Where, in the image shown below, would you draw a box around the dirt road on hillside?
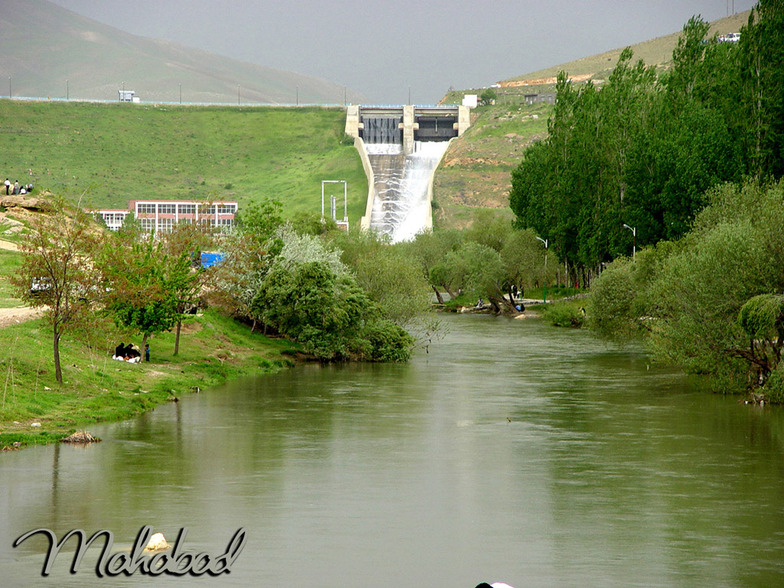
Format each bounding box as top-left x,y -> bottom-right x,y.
0,306 -> 42,328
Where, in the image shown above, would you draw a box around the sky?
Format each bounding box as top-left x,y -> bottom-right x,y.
49,0 -> 757,104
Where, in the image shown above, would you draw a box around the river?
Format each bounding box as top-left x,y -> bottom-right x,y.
1,314 -> 783,587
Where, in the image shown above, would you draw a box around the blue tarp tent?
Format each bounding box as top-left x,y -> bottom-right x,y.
200,252 -> 224,268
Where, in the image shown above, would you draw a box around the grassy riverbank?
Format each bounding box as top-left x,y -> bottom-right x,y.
0,308 -> 299,450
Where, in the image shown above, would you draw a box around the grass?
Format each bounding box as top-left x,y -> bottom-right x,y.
432,99 -> 552,229
0,249 -> 22,308
0,307 -> 300,450
0,101 -> 368,227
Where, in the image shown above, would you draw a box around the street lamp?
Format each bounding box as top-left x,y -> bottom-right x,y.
622,223 -> 636,260
536,236 -> 549,303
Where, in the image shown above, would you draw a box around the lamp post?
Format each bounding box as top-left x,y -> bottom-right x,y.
536,236 -> 548,303
623,223 -> 636,260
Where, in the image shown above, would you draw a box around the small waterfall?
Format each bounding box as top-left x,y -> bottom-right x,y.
367,141 -> 449,243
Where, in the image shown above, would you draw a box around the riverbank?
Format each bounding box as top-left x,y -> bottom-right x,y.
0,309 -> 300,450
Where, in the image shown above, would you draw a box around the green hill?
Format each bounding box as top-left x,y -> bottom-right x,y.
0,100 -> 368,225
0,0 -> 364,105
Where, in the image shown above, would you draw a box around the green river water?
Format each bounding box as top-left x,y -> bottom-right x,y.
1,313 -> 783,587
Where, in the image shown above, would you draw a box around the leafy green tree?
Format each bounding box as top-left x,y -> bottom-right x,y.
589,180 -> 784,395
160,222 -> 214,355
736,294 -> 784,385
332,230 -> 432,326
401,229 -> 463,303
740,0 -> 784,178
250,229 -> 414,361
500,228 -> 554,298
11,197 -> 100,384
234,197 -> 284,243
479,88 -> 497,105
100,236 -> 197,348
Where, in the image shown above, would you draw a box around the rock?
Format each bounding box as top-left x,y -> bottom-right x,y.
61,430 -> 100,444
31,422 -> 41,427
0,195 -> 47,211
144,533 -> 170,552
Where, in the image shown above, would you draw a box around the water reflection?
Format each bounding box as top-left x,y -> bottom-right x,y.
1,314 -> 783,587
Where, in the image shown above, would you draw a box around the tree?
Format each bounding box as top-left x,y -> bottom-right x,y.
249,233 -> 414,361
589,180 -> 784,395
11,197 -> 100,384
500,228 -> 552,297
210,197 -> 284,329
331,230 -> 432,326
160,222 -> 213,355
740,0 -> 784,178
401,229 -> 463,303
479,88 -> 497,105
736,294 -> 784,385
100,235 -> 197,349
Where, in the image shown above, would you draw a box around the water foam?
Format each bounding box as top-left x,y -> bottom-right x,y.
366,141 -> 449,243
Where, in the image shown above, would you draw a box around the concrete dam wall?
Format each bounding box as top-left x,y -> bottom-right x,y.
346,104 -> 470,242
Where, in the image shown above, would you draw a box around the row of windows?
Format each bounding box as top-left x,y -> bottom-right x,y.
101,213 -> 129,224
135,203 -> 237,216
137,218 -> 234,233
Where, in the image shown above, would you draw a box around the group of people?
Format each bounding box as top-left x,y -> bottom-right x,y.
112,342 -> 150,363
4,178 -> 33,195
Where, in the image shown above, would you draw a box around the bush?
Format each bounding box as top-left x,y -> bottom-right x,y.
543,300 -> 586,328
762,363 -> 784,404
363,320 -> 415,362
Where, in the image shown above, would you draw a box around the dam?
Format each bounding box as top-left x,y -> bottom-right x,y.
345,104 -> 470,242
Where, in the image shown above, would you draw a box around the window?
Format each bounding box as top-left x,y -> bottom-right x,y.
178,204 -> 196,215
140,218 -> 155,232
137,203 -> 156,215
158,204 -> 176,214
157,218 -> 174,232
217,204 -> 236,214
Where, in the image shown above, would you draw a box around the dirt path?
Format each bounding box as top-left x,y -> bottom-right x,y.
0,306 -> 41,328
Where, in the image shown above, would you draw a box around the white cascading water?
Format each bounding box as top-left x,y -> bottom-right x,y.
366,141 -> 449,243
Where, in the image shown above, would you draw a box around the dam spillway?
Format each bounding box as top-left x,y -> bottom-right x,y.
346,104 -> 470,242
365,141 -> 450,242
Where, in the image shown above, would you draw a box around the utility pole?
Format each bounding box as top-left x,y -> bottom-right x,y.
623,224 -> 636,260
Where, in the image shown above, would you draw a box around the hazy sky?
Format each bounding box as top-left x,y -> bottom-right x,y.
49,0 -> 756,104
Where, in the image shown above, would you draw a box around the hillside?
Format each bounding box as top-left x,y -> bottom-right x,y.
432,11 -> 751,229
0,0 -> 364,105
501,11 -> 750,88
0,100 -> 368,225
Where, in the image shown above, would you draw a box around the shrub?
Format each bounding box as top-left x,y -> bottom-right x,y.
543,300 -> 586,328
